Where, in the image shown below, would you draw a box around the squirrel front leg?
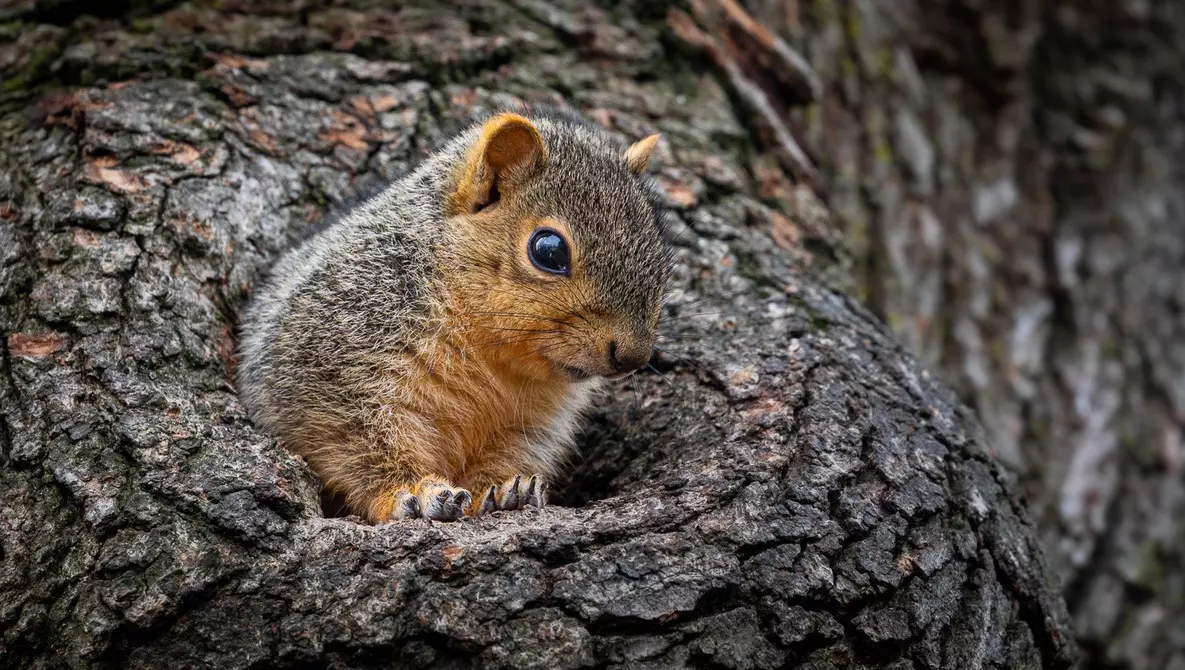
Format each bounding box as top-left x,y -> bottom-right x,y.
300,424 -> 472,523
367,475 -> 473,522
301,416 -> 550,522
370,472 -> 544,521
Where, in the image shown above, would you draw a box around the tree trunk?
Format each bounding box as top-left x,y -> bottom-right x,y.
0,1 -> 1077,668
742,1 -> 1184,668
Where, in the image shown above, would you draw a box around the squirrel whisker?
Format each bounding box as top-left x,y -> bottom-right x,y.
471,337 -> 568,352
644,363 -> 683,396
651,344 -> 710,376
466,309 -> 575,327
501,282 -> 595,326
458,263 -> 583,319
461,324 -> 567,334
661,311 -> 727,320
464,332 -> 570,352
662,288 -> 746,307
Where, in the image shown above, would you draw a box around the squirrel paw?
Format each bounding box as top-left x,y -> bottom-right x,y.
392,491 -> 421,520
420,483 -> 473,521
390,480 -> 472,521
475,474 -> 547,514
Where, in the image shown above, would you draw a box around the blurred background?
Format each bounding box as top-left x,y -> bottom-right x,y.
2,1 -> 1181,668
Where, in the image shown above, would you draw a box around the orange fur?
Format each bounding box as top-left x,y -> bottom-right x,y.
624,134 -> 660,175
447,112 -> 547,217
322,318 -> 578,523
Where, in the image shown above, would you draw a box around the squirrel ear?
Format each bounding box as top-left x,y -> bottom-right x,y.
450,113 -> 547,215
623,134 -> 660,175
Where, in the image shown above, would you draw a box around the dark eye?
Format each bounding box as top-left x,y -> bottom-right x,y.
528,228 -> 570,276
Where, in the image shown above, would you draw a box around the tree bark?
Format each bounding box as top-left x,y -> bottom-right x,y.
739,1 -> 1185,668
0,1 -> 1077,668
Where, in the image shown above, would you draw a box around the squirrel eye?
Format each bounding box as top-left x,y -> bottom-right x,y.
528,228 -> 570,276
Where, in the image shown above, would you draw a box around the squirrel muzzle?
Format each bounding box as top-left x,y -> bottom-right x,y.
607,334 -> 652,376
558,320 -> 654,381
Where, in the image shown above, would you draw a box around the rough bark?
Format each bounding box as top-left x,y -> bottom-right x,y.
738,1 -> 1185,668
0,1 -> 1076,668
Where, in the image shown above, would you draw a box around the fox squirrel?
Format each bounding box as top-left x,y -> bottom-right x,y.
237,106 -> 669,522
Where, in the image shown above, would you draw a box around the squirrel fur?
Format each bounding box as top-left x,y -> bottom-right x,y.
237,105 -> 670,522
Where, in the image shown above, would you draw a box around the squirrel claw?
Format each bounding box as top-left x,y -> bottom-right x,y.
523,475 -> 545,508
499,475 -> 522,510
477,486 -> 499,515
419,484 -> 472,521
496,474 -> 547,511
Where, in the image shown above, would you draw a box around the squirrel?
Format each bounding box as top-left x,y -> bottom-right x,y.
236,105 -> 670,523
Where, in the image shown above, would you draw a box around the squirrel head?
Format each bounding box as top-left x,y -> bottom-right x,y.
439,109 -> 669,383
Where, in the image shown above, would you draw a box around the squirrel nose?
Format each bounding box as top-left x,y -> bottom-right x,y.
608,338 -> 651,373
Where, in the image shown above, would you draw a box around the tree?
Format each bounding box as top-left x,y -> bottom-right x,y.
736,1 -> 1185,668
1,0 -> 1081,667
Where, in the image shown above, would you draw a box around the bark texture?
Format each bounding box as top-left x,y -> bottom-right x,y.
739,2 -> 1185,668
0,1 -> 1077,668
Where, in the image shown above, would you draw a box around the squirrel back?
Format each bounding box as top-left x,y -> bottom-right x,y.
237,104 -> 670,521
